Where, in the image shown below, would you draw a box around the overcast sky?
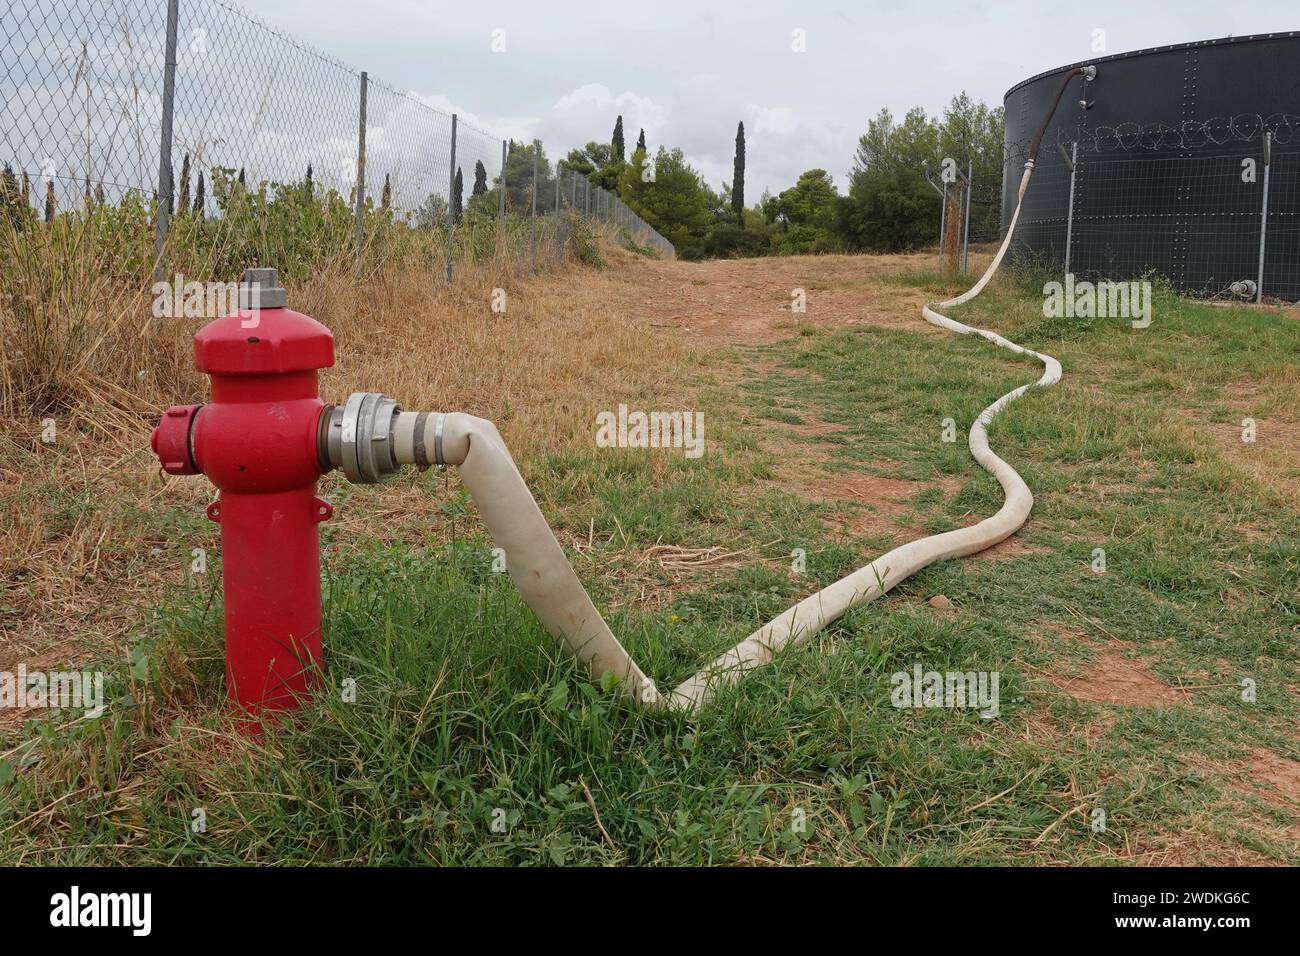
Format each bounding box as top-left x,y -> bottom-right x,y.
251,0 -> 1296,200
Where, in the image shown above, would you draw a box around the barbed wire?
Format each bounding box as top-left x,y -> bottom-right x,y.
998,114 -> 1300,165
923,114 -> 1293,207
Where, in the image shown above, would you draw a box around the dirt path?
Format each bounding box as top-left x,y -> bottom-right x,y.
607,248 -> 995,346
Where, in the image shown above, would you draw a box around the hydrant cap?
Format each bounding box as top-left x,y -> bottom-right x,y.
152,403 -> 202,475
193,268 -> 334,375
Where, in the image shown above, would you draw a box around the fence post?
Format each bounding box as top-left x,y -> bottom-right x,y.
353,71 -> 368,262
498,139 -> 507,221
553,164 -> 562,258
961,158 -> 973,272
151,0 -> 180,282
529,150 -> 538,261
1064,141 -> 1078,277
937,182 -> 947,262
1256,131 -> 1272,304
445,113 -> 457,283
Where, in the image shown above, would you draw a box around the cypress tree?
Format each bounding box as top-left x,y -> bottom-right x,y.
193,171 -> 205,219
44,179 -> 54,222
637,128 -> 646,152
0,163 -> 18,229
381,173 -> 391,211
611,115 -> 625,162
731,121 -> 745,224
177,153 -> 191,215
472,160 -> 487,196
95,182 -> 104,206
452,167 -> 463,223
304,163 -> 313,200
237,167 -> 246,187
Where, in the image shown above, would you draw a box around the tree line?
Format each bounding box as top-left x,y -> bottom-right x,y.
1,92 -> 1003,264
559,93 -> 1004,260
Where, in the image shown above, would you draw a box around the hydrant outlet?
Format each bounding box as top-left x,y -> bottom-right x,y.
324,391 -> 402,484
151,403 -> 202,475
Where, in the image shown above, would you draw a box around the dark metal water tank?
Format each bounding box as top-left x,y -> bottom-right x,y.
1002,33 -> 1300,301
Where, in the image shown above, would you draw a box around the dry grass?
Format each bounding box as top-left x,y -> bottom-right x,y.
4,238 -> 1299,865
0,238 -> 697,720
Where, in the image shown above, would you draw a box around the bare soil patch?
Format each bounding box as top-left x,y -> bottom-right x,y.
1048,646 -> 1188,707
1202,377 -> 1300,495
611,252 -> 969,347
1244,748 -> 1300,808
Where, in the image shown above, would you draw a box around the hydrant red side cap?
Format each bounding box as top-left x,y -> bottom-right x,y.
152,403 -> 201,475
193,308 -> 334,375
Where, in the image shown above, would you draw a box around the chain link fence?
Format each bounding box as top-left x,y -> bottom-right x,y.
925,116 -> 1300,305
1,0 -> 673,277
1003,115 -> 1300,303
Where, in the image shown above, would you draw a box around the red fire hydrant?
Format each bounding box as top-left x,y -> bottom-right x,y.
152,268 -> 335,725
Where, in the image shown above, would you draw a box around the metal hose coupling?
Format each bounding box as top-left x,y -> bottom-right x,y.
323,391 -> 402,483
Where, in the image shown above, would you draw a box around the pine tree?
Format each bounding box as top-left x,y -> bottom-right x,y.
452,167 -> 463,223
637,128 -> 646,152
193,171 -> 205,219
472,160 -> 487,196
304,163 -> 314,200
381,173 -> 391,211
611,115 -> 625,162
731,121 -> 745,225
177,153 -> 191,215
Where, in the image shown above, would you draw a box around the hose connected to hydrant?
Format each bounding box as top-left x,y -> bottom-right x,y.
155,68 -> 1094,724
312,67 -> 1095,712
337,183 -> 1048,711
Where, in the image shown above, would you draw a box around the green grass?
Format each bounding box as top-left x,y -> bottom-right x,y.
3,265 -> 1298,865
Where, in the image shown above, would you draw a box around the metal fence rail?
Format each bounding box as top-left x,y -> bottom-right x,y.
1,0 -> 673,275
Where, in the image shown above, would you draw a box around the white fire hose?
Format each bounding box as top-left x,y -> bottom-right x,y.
326,158 -> 1061,712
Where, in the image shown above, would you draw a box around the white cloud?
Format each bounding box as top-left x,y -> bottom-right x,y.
452,82 -> 857,204
532,84 -> 667,161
